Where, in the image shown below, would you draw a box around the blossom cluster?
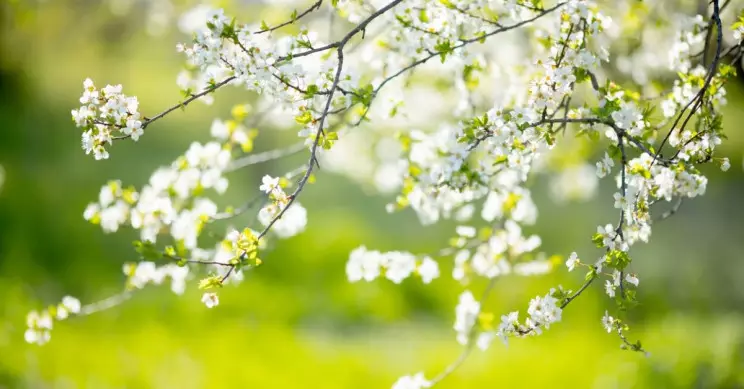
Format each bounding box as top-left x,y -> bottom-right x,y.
72,78 -> 143,160
453,287 -> 564,351
83,140 -> 230,248
175,8 -> 355,148
25,296 -> 81,346
258,175 -> 308,238
451,221 -> 546,282
346,246 -> 440,284
123,261 -> 190,295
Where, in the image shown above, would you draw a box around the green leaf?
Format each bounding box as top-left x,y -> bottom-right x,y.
605,249 -> 631,270
351,84 -> 375,107
434,40 -> 454,63
439,0 -> 455,8
132,240 -> 163,261
295,110 -> 313,125
305,84 -> 319,97
418,8 -> 429,23
198,275 -> 224,290
591,233 -> 604,248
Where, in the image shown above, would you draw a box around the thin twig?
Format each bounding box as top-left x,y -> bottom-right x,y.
113,76 -> 237,140
654,197 -> 683,222
79,291 -> 133,316
226,142 -> 306,172
254,0 -> 323,35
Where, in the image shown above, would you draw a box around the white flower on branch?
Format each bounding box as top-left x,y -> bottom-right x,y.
566,252 -> 580,272
417,257 -> 440,284
61,296 -> 81,316
602,311 -> 614,333
625,273 -> 639,287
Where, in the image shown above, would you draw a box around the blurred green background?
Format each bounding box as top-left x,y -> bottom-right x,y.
1,1 -> 744,388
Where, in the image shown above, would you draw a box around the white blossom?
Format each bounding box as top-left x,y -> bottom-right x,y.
526,291 -> 562,330
720,158 -> 730,172
417,257 -> 440,284
596,153 -> 615,178
625,273 -> 639,287
604,280 -> 616,298
566,252 -> 580,272
61,296 -> 81,315
201,292 -> 219,308
602,311 -> 614,333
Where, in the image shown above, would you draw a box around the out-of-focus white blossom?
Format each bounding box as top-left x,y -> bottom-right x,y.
201,292 -> 219,308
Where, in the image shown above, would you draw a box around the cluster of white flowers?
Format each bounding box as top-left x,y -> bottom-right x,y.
71,78 -> 143,160
175,8 -> 361,146
453,287 -> 564,351
25,296 -> 81,345
83,140 -> 230,248
495,288 -> 563,343
256,175 -> 308,238
82,180 -> 134,233
123,261 -> 190,295
452,221 -> 543,282
346,246 -> 440,284
602,150 -> 710,250
24,311 -> 53,345
610,102 -> 645,137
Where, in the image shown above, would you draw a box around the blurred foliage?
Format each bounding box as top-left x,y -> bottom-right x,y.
1,1 -> 744,388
